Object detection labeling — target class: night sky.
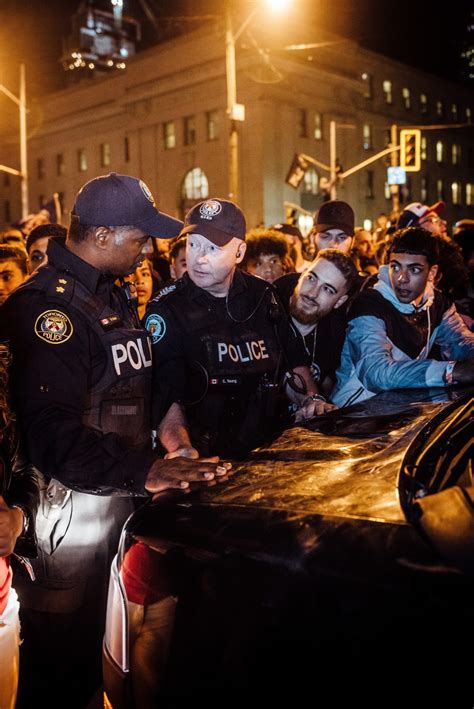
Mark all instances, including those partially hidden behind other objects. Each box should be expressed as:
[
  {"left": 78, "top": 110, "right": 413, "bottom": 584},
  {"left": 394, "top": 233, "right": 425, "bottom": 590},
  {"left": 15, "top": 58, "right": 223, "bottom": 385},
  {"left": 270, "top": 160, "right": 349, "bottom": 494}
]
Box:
[{"left": 0, "top": 0, "right": 472, "bottom": 111}]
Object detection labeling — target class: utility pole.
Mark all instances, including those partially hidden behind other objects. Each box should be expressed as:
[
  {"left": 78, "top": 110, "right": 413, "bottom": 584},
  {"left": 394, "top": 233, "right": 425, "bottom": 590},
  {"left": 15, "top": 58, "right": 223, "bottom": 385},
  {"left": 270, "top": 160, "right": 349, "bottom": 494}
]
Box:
[
  {"left": 390, "top": 124, "right": 399, "bottom": 217},
  {"left": 19, "top": 64, "right": 29, "bottom": 221},
  {"left": 225, "top": 9, "right": 239, "bottom": 202},
  {"left": 0, "top": 63, "right": 29, "bottom": 219},
  {"left": 329, "top": 120, "right": 337, "bottom": 200}
]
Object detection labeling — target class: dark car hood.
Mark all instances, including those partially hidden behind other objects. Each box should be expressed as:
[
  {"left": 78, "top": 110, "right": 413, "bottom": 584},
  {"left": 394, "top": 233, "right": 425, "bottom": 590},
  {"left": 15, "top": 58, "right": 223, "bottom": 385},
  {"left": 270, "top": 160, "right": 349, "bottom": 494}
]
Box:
[
  {"left": 157, "top": 386, "right": 470, "bottom": 522},
  {"left": 121, "top": 387, "right": 473, "bottom": 582}
]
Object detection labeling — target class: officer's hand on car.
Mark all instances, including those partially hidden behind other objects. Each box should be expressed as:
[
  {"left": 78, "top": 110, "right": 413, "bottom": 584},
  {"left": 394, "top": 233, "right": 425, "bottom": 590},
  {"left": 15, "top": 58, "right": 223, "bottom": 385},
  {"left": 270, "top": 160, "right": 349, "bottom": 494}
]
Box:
[
  {"left": 145, "top": 456, "right": 232, "bottom": 496},
  {"left": 164, "top": 446, "right": 201, "bottom": 460},
  {"left": 0, "top": 495, "right": 24, "bottom": 557},
  {"left": 295, "top": 394, "right": 337, "bottom": 422}
]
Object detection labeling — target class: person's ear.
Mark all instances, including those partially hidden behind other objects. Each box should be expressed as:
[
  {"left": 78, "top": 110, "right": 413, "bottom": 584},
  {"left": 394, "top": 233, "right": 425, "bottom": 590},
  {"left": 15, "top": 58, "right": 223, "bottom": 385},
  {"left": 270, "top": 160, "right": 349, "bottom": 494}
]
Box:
[
  {"left": 428, "top": 264, "right": 438, "bottom": 282},
  {"left": 334, "top": 293, "right": 348, "bottom": 310},
  {"left": 235, "top": 241, "right": 247, "bottom": 264},
  {"left": 93, "top": 226, "right": 112, "bottom": 250}
]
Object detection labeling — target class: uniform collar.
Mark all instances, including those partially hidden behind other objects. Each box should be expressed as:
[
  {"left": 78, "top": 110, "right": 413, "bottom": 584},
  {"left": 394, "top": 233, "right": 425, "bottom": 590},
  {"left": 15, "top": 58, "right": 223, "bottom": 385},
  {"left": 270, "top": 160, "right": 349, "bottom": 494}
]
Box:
[
  {"left": 46, "top": 237, "right": 113, "bottom": 294},
  {"left": 183, "top": 267, "right": 248, "bottom": 303}
]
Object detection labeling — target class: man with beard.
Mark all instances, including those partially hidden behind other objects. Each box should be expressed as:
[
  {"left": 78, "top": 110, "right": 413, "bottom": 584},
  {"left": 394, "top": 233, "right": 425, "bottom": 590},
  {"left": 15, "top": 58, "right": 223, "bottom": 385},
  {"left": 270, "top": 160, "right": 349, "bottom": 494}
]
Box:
[{"left": 274, "top": 250, "right": 358, "bottom": 398}]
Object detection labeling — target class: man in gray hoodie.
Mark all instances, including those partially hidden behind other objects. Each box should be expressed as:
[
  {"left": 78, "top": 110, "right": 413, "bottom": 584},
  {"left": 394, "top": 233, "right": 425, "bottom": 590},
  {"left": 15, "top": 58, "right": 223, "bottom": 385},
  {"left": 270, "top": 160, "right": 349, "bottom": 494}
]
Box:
[{"left": 332, "top": 227, "right": 474, "bottom": 408}]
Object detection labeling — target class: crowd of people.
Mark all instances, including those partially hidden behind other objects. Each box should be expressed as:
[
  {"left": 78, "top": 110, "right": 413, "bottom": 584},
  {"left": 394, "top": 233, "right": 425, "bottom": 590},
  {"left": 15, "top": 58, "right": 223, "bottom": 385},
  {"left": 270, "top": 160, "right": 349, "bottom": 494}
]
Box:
[{"left": 0, "top": 172, "right": 473, "bottom": 707}]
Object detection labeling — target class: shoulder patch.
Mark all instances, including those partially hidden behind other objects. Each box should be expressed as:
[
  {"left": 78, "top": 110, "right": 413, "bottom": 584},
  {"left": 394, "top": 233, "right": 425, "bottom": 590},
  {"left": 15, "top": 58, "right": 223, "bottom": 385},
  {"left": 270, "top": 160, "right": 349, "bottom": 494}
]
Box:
[
  {"left": 145, "top": 313, "right": 167, "bottom": 344},
  {"left": 34, "top": 310, "right": 74, "bottom": 344}
]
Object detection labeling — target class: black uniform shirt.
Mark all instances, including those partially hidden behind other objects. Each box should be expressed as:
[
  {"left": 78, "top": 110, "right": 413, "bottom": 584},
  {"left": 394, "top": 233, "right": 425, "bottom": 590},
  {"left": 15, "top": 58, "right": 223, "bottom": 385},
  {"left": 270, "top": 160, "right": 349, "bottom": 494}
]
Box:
[
  {"left": 0, "top": 239, "right": 155, "bottom": 494},
  {"left": 274, "top": 272, "right": 348, "bottom": 387},
  {"left": 146, "top": 269, "right": 309, "bottom": 426}
]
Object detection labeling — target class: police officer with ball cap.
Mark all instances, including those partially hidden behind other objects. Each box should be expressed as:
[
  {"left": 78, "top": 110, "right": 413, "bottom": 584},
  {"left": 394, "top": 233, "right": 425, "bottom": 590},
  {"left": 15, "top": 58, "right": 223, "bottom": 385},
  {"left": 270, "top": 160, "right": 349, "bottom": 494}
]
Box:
[{"left": 146, "top": 198, "right": 334, "bottom": 461}]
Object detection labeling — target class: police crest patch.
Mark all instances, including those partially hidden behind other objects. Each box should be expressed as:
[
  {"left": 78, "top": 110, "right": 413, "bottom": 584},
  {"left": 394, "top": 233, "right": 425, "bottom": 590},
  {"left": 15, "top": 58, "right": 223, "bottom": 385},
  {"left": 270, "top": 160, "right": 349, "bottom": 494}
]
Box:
[
  {"left": 35, "top": 310, "right": 74, "bottom": 344},
  {"left": 145, "top": 313, "right": 167, "bottom": 344},
  {"left": 199, "top": 200, "right": 222, "bottom": 220},
  {"left": 139, "top": 180, "right": 155, "bottom": 205}
]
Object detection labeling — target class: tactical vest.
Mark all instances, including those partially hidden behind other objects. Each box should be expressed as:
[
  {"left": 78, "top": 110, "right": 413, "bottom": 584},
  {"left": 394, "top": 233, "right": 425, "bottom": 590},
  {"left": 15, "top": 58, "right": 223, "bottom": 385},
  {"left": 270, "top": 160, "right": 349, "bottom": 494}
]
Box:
[
  {"left": 23, "top": 267, "right": 152, "bottom": 449},
  {"left": 157, "top": 283, "right": 287, "bottom": 457}
]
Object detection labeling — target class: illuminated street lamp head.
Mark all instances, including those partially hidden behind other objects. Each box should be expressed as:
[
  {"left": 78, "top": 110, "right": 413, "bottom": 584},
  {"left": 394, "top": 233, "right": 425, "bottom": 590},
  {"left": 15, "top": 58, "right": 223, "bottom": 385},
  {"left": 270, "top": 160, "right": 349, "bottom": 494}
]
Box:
[{"left": 264, "top": 0, "right": 292, "bottom": 11}]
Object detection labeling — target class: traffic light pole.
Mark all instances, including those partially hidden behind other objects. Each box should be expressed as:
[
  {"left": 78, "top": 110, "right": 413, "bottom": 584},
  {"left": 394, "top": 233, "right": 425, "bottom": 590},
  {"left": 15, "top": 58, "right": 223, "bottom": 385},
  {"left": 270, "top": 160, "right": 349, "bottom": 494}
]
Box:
[{"left": 390, "top": 124, "right": 400, "bottom": 216}]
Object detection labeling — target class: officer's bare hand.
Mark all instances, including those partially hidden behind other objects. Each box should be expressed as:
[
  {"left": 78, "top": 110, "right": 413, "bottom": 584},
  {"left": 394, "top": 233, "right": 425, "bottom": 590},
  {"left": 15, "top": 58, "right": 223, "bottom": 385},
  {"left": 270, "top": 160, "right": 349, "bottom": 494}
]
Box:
[
  {"left": 164, "top": 447, "right": 200, "bottom": 460},
  {"left": 452, "top": 358, "right": 474, "bottom": 385},
  {"left": 0, "top": 495, "right": 24, "bottom": 557},
  {"left": 145, "top": 457, "right": 232, "bottom": 495},
  {"left": 295, "top": 397, "right": 337, "bottom": 422}
]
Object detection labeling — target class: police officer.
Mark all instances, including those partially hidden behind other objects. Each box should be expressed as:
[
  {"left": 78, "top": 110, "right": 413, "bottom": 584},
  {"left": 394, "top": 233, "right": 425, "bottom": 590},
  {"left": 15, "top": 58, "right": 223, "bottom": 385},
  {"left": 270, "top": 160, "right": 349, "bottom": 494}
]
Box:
[
  {"left": 146, "top": 198, "right": 333, "bottom": 460},
  {"left": 0, "top": 174, "right": 229, "bottom": 708}
]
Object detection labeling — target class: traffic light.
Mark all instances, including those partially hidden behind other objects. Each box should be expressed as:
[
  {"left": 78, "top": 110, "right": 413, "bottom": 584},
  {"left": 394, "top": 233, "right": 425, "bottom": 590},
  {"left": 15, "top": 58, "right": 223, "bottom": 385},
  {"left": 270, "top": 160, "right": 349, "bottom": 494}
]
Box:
[{"left": 400, "top": 129, "right": 421, "bottom": 172}]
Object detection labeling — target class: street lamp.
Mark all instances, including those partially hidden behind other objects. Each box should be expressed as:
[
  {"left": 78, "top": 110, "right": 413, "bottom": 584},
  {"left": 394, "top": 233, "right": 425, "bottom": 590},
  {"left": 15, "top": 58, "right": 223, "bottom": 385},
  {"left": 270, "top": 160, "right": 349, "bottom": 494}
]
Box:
[
  {"left": 0, "top": 63, "right": 29, "bottom": 220},
  {"left": 225, "top": 0, "right": 291, "bottom": 203}
]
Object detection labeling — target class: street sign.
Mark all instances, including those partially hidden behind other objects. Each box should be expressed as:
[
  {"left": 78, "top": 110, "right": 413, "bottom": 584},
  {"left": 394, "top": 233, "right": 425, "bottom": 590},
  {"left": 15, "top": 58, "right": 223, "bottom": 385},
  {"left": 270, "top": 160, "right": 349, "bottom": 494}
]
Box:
[
  {"left": 285, "top": 153, "right": 310, "bottom": 189},
  {"left": 387, "top": 166, "right": 407, "bottom": 185}
]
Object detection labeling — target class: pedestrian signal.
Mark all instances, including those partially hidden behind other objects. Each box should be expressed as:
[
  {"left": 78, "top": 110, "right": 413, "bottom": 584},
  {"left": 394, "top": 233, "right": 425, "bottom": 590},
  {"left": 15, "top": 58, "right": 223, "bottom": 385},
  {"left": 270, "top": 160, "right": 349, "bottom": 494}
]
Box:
[{"left": 400, "top": 129, "right": 421, "bottom": 172}]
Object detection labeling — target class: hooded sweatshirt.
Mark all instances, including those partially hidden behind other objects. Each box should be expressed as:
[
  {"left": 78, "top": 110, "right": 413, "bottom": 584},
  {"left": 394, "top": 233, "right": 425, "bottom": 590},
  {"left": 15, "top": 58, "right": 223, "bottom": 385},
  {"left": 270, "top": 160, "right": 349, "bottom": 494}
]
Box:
[{"left": 331, "top": 265, "right": 474, "bottom": 407}]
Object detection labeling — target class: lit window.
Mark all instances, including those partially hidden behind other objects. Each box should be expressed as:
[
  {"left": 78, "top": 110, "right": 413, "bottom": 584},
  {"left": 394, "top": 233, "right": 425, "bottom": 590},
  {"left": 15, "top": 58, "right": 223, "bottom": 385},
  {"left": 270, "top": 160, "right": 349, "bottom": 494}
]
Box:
[
  {"left": 421, "top": 136, "right": 428, "bottom": 161},
  {"left": 436, "top": 100, "right": 444, "bottom": 117},
  {"left": 302, "top": 168, "right": 319, "bottom": 194},
  {"left": 182, "top": 167, "right": 209, "bottom": 200},
  {"left": 56, "top": 153, "right": 65, "bottom": 176},
  {"left": 466, "top": 184, "right": 473, "bottom": 206},
  {"left": 77, "top": 149, "right": 87, "bottom": 172},
  {"left": 451, "top": 182, "right": 461, "bottom": 205},
  {"left": 163, "top": 121, "right": 176, "bottom": 150},
  {"left": 299, "top": 109, "right": 308, "bottom": 138},
  {"left": 402, "top": 87, "right": 411, "bottom": 109},
  {"left": 100, "top": 143, "right": 111, "bottom": 167},
  {"left": 297, "top": 214, "right": 313, "bottom": 235},
  {"left": 383, "top": 80, "right": 392, "bottom": 104},
  {"left": 436, "top": 141, "right": 444, "bottom": 163},
  {"left": 363, "top": 219, "right": 372, "bottom": 231},
  {"left": 421, "top": 177, "right": 428, "bottom": 203},
  {"left": 466, "top": 107, "right": 472, "bottom": 124},
  {"left": 451, "top": 103, "right": 458, "bottom": 122},
  {"left": 420, "top": 93, "right": 428, "bottom": 115},
  {"left": 183, "top": 115, "right": 196, "bottom": 146},
  {"left": 363, "top": 124, "right": 372, "bottom": 150},
  {"left": 37, "top": 158, "right": 45, "bottom": 180},
  {"left": 452, "top": 144, "right": 461, "bottom": 165},
  {"left": 362, "top": 72, "right": 373, "bottom": 98},
  {"left": 436, "top": 179, "right": 444, "bottom": 201},
  {"left": 314, "top": 113, "right": 323, "bottom": 141},
  {"left": 384, "top": 182, "right": 391, "bottom": 200},
  {"left": 206, "top": 110, "right": 220, "bottom": 141}
]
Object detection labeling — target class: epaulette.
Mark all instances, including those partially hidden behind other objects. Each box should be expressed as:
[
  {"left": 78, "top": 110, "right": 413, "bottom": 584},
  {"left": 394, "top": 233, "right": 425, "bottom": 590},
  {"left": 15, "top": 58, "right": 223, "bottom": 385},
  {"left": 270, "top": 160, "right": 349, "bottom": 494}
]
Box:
[{"left": 44, "top": 272, "right": 75, "bottom": 304}]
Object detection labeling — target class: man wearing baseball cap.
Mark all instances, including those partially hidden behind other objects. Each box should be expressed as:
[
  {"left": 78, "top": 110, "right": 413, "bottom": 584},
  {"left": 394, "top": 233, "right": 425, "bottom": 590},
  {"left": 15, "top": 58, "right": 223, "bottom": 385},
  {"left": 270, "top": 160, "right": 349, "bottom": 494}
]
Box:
[
  {"left": 146, "top": 198, "right": 333, "bottom": 461},
  {"left": 397, "top": 201, "right": 446, "bottom": 236},
  {"left": 311, "top": 200, "right": 356, "bottom": 256},
  {"left": 0, "top": 174, "right": 230, "bottom": 707}
]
